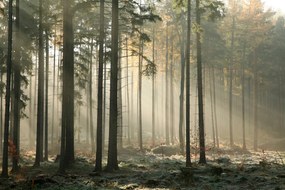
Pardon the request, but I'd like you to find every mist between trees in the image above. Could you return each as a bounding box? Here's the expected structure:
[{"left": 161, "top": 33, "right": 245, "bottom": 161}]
[{"left": 0, "top": 0, "right": 284, "bottom": 181}]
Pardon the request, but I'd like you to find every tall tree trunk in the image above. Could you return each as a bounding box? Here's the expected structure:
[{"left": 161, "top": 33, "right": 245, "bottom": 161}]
[
  {"left": 59, "top": 0, "right": 75, "bottom": 172},
  {"left": 102, "top": 45, "right": 107, "bottom": 152},
  {"left": 35, "top": 0, "right": 45, "bottom": 167},
  {"left": 86, "top": 85, "right": 90, "bottom": 144},
  {"left": 196, "top": 0, "right": 206, "bottom": 164},
  {"left": 44, "top": 29, "right": 49, "bottom": 161},
  {"left": 179, "top": 14, "right": 185, "bottom": 154},
  {"left": 152, "top": 27, "right": 156, "bottom": 147},
  {"left": 170, "top": 31, "right": 174, "bottom": 145},
  {"left": 165, "top": 23, "right": 170, "bottom": 145},
  {"left": 89, "top": 39, "right": 95, "bottom": 153},
  {"left": 253, "top": 51, "right": 258, "bottom": 151},
  {"left": 1, "top": 0, "right": 13, "bottom": 178},
  {"left": 51, "top": 24, "right": 57, "bottom": 150},
  {"left": 241, "top": 43, "right": 246, "bottom": 150},
  {"left": 212, "top": 67, "right": 219, "bottom": 148},
  {"left": 185, "top": 0, "right": 192, "bottom": 167},
  {"left": 117, "top": 41, "right": 123, "bottom": 149},
  {"left": 95, "top": 0, "right": 104, "bottom": 172},
  {"left": 137, "top": 0, "right": 143, "bottom": 151},
  {"left": 138, "top": 42, "right": 143, "bottom": 150},
  {"left": 106, "top": 0, "right": 119, "bottom": 171},
  {"left": 229, "top": 16, "right": 235, "bottom": 147},
  {"left": 209, "top": 67, "right": 216, "bottom": 147},
  {"left": 0, "top": 64, "right": 3, "bottom": 153},
  {"left": 12, "top": 0, "right": 21, "bottom": 172},
  {"left": 126, "top": 38, "right": 130, "bottom": 145}
]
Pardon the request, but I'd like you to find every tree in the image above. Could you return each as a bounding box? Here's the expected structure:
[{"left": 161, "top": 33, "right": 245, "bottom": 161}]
[
  {"left": 185, "top": 0, "right": 192, "bottom": 167},
  {"left": 12, "top": 0, "right": 21, "bottom": 172},
  {"left": 106, "top": 0, "right": 119, "bottom": 171},
  {"left": 196, "top": 0, "right": 206, "bottom": 164},
  {"left": 94, "top": 0, "right": 104, "bottom": 172},
  {"left": 165, "top": 22, "right": 169, "bottom": 145},
  {"left": 1, "top": 0, "right": 13, "bottom": 178},
  {"left": 178, "top": 10, "right": 186, "bottom": 155},
  {"left": 35, "top": 0, "right": 45, "bottom": 167},
  {"left": 59, "top": 0, "right": 75, "bottom": 173},
  {"left": 44, "top": 28, "right": 49, "bottom": 161}
]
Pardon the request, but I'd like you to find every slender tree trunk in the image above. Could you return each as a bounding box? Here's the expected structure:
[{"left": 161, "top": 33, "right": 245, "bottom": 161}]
[
  {"left": 138, "top": 41, "right": 143, "bottom": 150},
  {"left": 94, "top": 0, "right": 104, "bottom": 172},
  {"left": 86, "top": 85, "right": 89, "bottom": 144},
  {"left": 44, "top": 29, "right": 49, "bottom": 161},
  {"left": 138, "top": 43, "right": 143, "bottom": 150},
  {"left": 152, "top": 27, "right": 156, "bottom": 147},
  {"left": 137, "top": 0, "right": 143, "bottom": 151},
  {"left": 35, "top": 0, "right": 44, "bottom": 167},
  {"left": 185, "top": 0, "right": 192, "bottom": 167},
  {"left": 196, "top": 0, "right": 206, "bottom": 164},
  {"left": 117, "top": 41, "right": 123, "bottom": 149},
  {"left": 170, "top": 31, "right": 174, "bottom": 145},
  {"left": 212, "top": 67, "right": 219, "bottom": 148},
  {"left": 165, "top": 23, "right": 170, "bottom": 145},
  {"left": 12, "top": 0, "right": 21, "bottom": 172},
  {"left": 130, "top": 59, "right": 134, "bottom": 141},
  {"left": 229, "top": 16, "right": 236, "bottom": 147},
  {"left": 253, "top": 51, "right": 258, "bottom": 151},
  {"left": 89, "top": 39, "right": 95, "bottom": 153},
  {"left": 126, "top": 38, "right": 130, "bottom": 145},
  {"left": 179, "top": 15, "right": 186, "bottom": 154},
  {"left": 1, "top": 0, "right": 13, "bottom": 178},
  {"left": 102, "top": 45, "right": 107, "bottom": 152},
  {"left": 51, "top": 24, "right": 57, "bottom": 150},
  {"left": 0, "top": 64, "right": 3, "bottom": 153},
  {"left": 241, "top": 43, "right": 246, "bottom": 150},
  {"left": 106, "top": 0, "right": 119, "bottom": 171},
  {"left": 209, "top": 67, "right": 216, "bottom": 147}
]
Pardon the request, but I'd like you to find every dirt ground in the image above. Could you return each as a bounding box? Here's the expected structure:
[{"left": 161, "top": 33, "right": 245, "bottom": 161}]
[{"left": 0, "top": 144, "right": 285, "bottom": 190}]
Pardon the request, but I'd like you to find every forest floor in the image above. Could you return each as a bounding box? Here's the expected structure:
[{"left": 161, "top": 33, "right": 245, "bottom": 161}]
[{"left": 0, "top": 143, "right": 285, "bottom": 190}]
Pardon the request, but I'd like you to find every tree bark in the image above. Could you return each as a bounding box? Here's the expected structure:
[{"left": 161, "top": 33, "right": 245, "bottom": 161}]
[
  {"left": 179, "top": 14, "right": 186, "bottom": 154},
  {"left": 185, "top": 0, "right": 192, "bottom": 167},
  {"left": 106, "top": 0, "right": 119, "bottom": 171},
  {"left": 59, "top": 0, "right": 75, "bottom": 173},
  {"left": 165, "top": 23, "right": 170, "bottom": 145},
  {"left": 44, "top": 29, "right": 49, "bottom": 161},
  {"left": 196, "top": 0, "right": 206, "bottom": 164},
  {"left": 94, "top": 0, "right": 104, "bottom": 172},
  {"left": 12, "top": 0, "right": 21, "bottom": 172},
  {"left": 1, "top": 0, "right": 13, "bottom": 178},
  {"left": 35, "top": 0, "right": 45, "bottom": 167}
]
